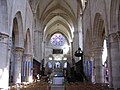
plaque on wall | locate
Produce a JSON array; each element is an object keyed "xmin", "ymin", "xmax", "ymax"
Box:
[{"xmin": 52, "ymin": 49, "xmax": 63, "ymax": 54}]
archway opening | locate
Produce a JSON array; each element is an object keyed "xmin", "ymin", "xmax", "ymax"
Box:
[
  {"xmin": 9, "ymin": 18, "xmax": 18, "ymax": 84},
  {"xmin": 102, "ymin": 38, "xmax": 108, "ymax": 83},
  {"xmin": 45, "ymin": 32, "xmax": 69, "ymax": 73},
  {"xmin": 102, "ymin": 40, "xmax": 107, "ymax": 65},
  {"xmin": 92, "ymin": 13, "xmax": 108, "ymax": 83},
  {"xmin": 9, "ymin": 12, "xmax": 24, "ymax": 84}
]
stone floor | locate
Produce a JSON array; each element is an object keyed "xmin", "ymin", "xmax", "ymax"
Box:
[
  {"xmin": 51, "ymin": 84, "xmax": 64, "ymax": 90},
  {"xmin": 64, "ymin": 82, "xmax": 115, "ymax": 90},
  {"xmin": 8, "ymin": 82, "xmax": 117, "ymax": 90}
]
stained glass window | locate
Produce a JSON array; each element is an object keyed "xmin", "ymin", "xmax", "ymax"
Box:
[
  {"xmin": 64, "ymin": 62, "xmax": 67, "ymax": 68},
  {"xmin": 51, "ymin": 33, "xmax": 64, "ymax": 46},
  {"xmin": 48, "ymin": 62, "xmax": 52, "ymax": 68},
  {"xmin": 55, "ymin": 62, "xmax": 60, "ymax": 68}
]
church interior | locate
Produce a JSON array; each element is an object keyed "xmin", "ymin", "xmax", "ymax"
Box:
[{"xmin": 0, "ymin": 0, "xmax": 120, "ymax": 90}]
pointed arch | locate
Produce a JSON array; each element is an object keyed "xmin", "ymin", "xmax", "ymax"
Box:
[
  {"xmin": 10, "ymin": 11, "xmax": 24, "ymax": 84},
  {"xmin": 41, "ymin": 4, "xmax": 76, "ymax": 29},
  {"xmin": 41, "ymin": 1, "xmax": 76, "ymax": 21},
  {"xmin": 45, "ymin": 20, "xmax": 72, "ymax": 41},
  {"xmin": 12, "ymin": 11, "xmax": 24, "ymax": 48},
  {"xmin": 93, "ymin": 13, "xmax": 105, "ymax": 48}
]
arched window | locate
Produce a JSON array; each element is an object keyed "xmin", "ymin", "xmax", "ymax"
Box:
[
  {"xmin": 48, "ymin": 62, "xmax": 52, "ymax": 68},
  {"xmin": 102, "ymin": 40, "xmax": 107, "ymax": 65},
  {"xmin": 64, "ymin": 62, "xmax": 67, "ymax": 68},
  {"xmin": 55, "ymin": 62, "xmax": 60, "ymax": 68},
  {"xmin": 51, "ymin": 33, "xmax": 65, "ymax": 46}
]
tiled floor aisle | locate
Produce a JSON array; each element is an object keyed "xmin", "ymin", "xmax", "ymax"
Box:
[{"xmin": 51, "ymin": 84, "xmax": 64, "ymax": 90}]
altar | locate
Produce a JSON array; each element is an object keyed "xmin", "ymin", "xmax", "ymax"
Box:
[{"xmin": 53, "ymin": 77, "xmax": 64, "ymax": 84}]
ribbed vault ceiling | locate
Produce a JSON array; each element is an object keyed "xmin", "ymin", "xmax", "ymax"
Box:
[{"xmin": 28, "ymin": 0, "xmax": 86, "ymax": 43}]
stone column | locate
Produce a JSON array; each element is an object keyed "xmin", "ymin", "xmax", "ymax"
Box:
[
  {"xmin": 34, "ymin": 30, "xmax": 43, "ymax": 61},
  {"xmin": 94, "ymin": 48, "xmax": 104, "ymax": 83},
  {"xmin": 70, "ymin": 42, "xmax": 73, "ymax": 66},
  {"xmin": 14, "ymin": 47, "xmax": 24, "ymax": 84},
  {"xmin": 23, "ymin": 54, "xmax": 32, "ymax": 82},
  {"xmin": 90, "ymin": 57, "xmax": 95, "ymax": 83},
  {"xmin": 105, "ymin": 36, "xmax": 113, "ymax": 87},
  {"xmin": 73, "ymin": 30, "xmax": 79, "ymax": 62},
  {"xmin": 0, "ymin": 33, "xmax": 10, "ymax": 89},
  {"xmin": 78, "ymin": 14, "xmax": 83, "ymax": 50},
  {"xmin": 39, "ymin": 31, "xmax": 43, "ymax": 61},
  {"xmin": 109, "ymin": 31, "xmax": 120, "ymax": 88},
  {"xmin": 43, "ymin": 41, "xmax": 46, "ymax": 67}
]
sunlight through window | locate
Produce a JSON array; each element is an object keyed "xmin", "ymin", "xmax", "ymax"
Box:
[{"xmin": 102, "ymin": 40, "xmax": 107, "ymax": 65}]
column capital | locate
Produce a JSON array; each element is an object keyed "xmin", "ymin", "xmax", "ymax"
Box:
[
  {"xmin": 15, "ymin": 47, "xmax": 24, "ymax": 61},
  {"xmin": 24, "ymin": 53, "xmax": 32, "ymax": 57},
  {"xmin": 0, "ymin": 33, "xmax": 9, "ymax": 43},
  {"xmin": 109, "ymin": 31, "xmax": 120, "ymax": 42},
  {"xmin": 117, "ymin": 31, "xmax": 120, "ymax": 41},
  {"xmin": 92, "ymin": 47, "xmax": 103, "ymax": 56},
  {"xmin": 15, "ymin": 47, "xmax": 24, "ymax": 52},
  {"xmin": 24, "ymin": 53, "xmax": 32, "ymax": 60}
]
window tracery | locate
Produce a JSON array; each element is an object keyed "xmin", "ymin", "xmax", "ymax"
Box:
[{"xmin": 50, "ymin": 33, "xmax": 65, "ymax": 46}]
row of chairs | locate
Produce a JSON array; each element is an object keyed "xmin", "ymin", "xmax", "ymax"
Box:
[
  {"xmin": 65, "ymin": 82, "xmax": 115, "ymax": 90},
  {"xmin": 9, "ymin": 82, "xmax": 51, "ymax": 90}
]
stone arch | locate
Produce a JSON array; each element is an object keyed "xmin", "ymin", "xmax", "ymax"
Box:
[
  {"xmin": 92, "ymin": 13, "xmax": 106, "ymax": 83},
  {"xmin": 41, "ymin": 3, "xmax": 76, "ymax": 23},
  {"xmin": 11, "ymin": 11, "xmax": 24, "ymax": 48},
  {"xmin": 45, "ymin": 20, "xmax": 72, "ymax": 44},
  {"xmin": 9, "ymin": 11, "xmax": 24, "ymax": 84},
  {"xmin": 41, "ymin": 4, "xmax": 77, "ymax": 33},
  {"xmin": 0, "ymin": 0, "xmax": 8, "ymax": 34},
  {"xmin": 9, "ymin": 16, "xmax": 19, "ymax": 84},
  {"xmin": 93, "ymin": 13, "xmax": 105, "ymax": 48},
  {"xmin": 12, "ymin": 18, "xmax": 19, "ymax": 47},
  {"xmin": 11, "ymin": 11, "xmax": 24, "ymax": 53},
  {"xmin": 45, "ymin": 20, "xmax": 72, "ymax": 40},
  {"xmin": 14, "ymin": 11, "xmax": 24, "ymax": 47}
]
